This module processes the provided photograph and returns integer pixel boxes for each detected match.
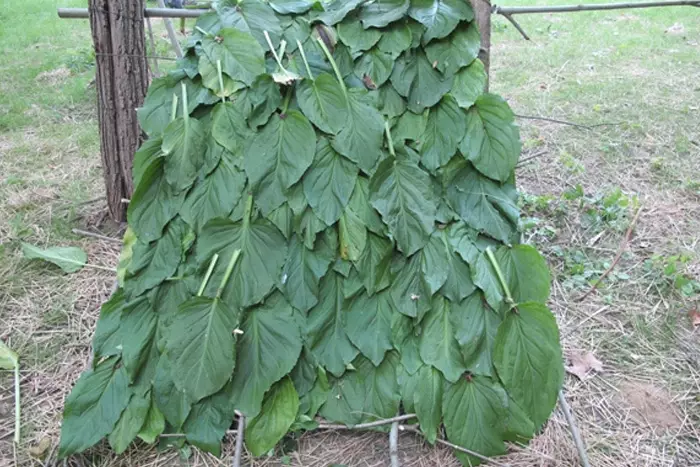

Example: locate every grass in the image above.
[1,0,699,465]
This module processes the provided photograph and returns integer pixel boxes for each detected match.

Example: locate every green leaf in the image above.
[153,356,192,429]
[438,231,477,302]
[346,291,393,365]
[390,50,453,112]
[281,235,334,313]
[337,18,382,55]
[137,398,165,444]
[218,0,282,48]
[199,27,264,93]
[183,381,237,456]
[180,154,246,230]
[377,22,413,58]
[451,58,486,109]
[443,376,508,465]
[419,95,465,171]
[389,254,431,320]
[297,74,348,134]
[303,138,359,225]
[392,109,428,145]
[245,377,300,456]
[108,391,150,454]
[120,297,158,382]
[294,207,329,249]
[461,93,521,183]
[133,138,164,188]
[420,233,449,295]
[339,205,368,262]
[331,88,385,174]
[391,313,422,375]
[354,233,393,295]
[230,293,303,417]
[306,273,359,377]
[348,176,387,235]
[0,340,18,370]
[354,48,394,88]
[291,349,318,398]
[446,163,519,244]
[21,243,87,274]
[493,302,564,428]
[369,157,437,255]
[270,0,318,14]
[414,365,443,444]
[473,245,551,309]
[359,0,410,28]
[165,296,239,402]
[320,352,400,426]
[162,115,207,192]
[248,75,284,128]
[128,158,186,242]
[244,111,316,214]
[92,291,126,360]
[451,293,501,376]
[198,217,287,308]
[424,21,480,76]
[299,365,330,417]
[211,101,253,156]
[419,297,466,382]
[377,84,407,118]
[316,0,365,26]
[408,0,474,44]
[59,358,131,458]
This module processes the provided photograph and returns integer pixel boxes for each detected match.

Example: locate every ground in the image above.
[1,0,699,466]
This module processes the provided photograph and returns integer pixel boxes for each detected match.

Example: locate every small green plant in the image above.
[644,253,700,298]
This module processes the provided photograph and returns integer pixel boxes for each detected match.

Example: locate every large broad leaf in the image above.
[297,74,348,135]
[494,302,564,428]
[165,296,239,402]
[230,293,303,417]
[354,47,395,89]
[452,58,487,109]
[439,232,478,302]
[180,154,247,230]
[132,138,164,189]
[424,21,480,76]
[419,95,465,171]
[199,27,265,92]
[217,0,282,48]
[182,381,237,456]
[369,157,437,255]
[320,352,400,426]
[461,94,521,183]
[303,138,358,225]
[377,22,413,58]
[108,391,150,454]
[337,19,382,55]
[390,50,453,113]
[346,291,393,365]
[390,254,432,320]
[392,109,428,145]
[137,398,165,444]
[377,84,407,118]
[197,217,287,308]
[211,101,252,157]
[331,88,385,174]
[414,365,443,444]
[420,233,449,295]
[451,293,501,376]
[153,357,192,429]
[359,0,410,28]
[21,243,87,274]
[162,114,207,192]
[391,313,423,375]
[316,0,365,26]
[244,111,316,214]
[443,376,508,465]
[419,298,466,383]
[245,377,300,456]
[269,0,318,14]
[119,297,158,382]
[473,245,551,310]
[354,233,393,295]
[408,0,474,44]
[281,235,334,313]
[446,163,519,244]
[59,358,131,458]
[92,291,126,361]
[306,273,359,377]
[347,176,387,235]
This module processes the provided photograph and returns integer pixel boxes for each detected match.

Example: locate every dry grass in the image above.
[2,0,700,466]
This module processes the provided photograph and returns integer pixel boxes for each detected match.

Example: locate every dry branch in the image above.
[233,415,246,467]
[156,0,183,58]
[317,414,417,430]
[558,390,591,467]
[494,0,700,15]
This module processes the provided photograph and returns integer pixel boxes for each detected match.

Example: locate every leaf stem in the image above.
[485,247,515,306]
[316,37,347,98]
[243,194,254,228]
[384,121,397,158]
[216,59,226,102]
[170,94,179,122]
[195,26,212,37]
[216,250,241,300]
[264,31,286,71]
[13,363,20,444]
[180,82,189,125]
[281,86,293,113]
[197,253,219,296]
[296,40,314,80]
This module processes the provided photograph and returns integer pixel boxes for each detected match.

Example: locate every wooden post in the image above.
[470,0,492,90]
[88,0,148,222]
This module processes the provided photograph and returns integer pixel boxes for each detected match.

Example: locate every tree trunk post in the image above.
[470,0,492,90]
[88,0,148,222]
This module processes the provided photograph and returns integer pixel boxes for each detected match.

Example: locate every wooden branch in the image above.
[494,0,700,15]
[156,0,184,59]
[502,13,531,40]
[515,114,623,130]
[317,414,417,430]
[400,426,512,466]
[558,390,591,467]
[145,17,160,77]
[390,421,400,467]
[233,415,246,467]
[577,207,643,302]
[58,7,210,19]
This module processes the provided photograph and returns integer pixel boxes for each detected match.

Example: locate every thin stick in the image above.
[390,421,400,467]
[197,254,219,296]
[317,414,417,430]
[494,0,700,15]
[515,114,623,130]
[13,364,20,444]
[516,150,548,167]
[485,248,515,306]
[145,17,160,76]
[502,14,531,40]
[558,390,591,467]
[233,415,246,467]
[577,207,643,302]
[401,427,511,467]
[72,229,121,244]
[156,0,184,58]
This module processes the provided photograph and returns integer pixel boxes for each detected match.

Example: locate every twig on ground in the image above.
[502,13,531,40]
[156,0,184,58]
[577,207,643,302]
[558,390,591,467]
[72,229,121,244]
[317,414,417,430]
[401,426,511,466]
[233,415,246,467]
[517,150,548,167]
[390,421,400,467]
[515,114,623,130]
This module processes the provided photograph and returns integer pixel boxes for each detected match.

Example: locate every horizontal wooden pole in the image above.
[57,7,210,19]
[494,0,700,15]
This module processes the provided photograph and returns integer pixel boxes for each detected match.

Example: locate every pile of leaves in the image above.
[59,0,564,464]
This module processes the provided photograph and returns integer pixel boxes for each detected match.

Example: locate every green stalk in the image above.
[216,250,241,299]
[170,94,179,122]
[216,59,226,102]
[197,253,220,297]
[14,363,19,444]
[243,194,254,228]
[264,31,286,71]
[384,121,397,158]
[485,247,515,306]
[195,26,212,37]
[316,37,348,98]
[281,86,293,113]
[296,40,314,80]
[181,82,189,125]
